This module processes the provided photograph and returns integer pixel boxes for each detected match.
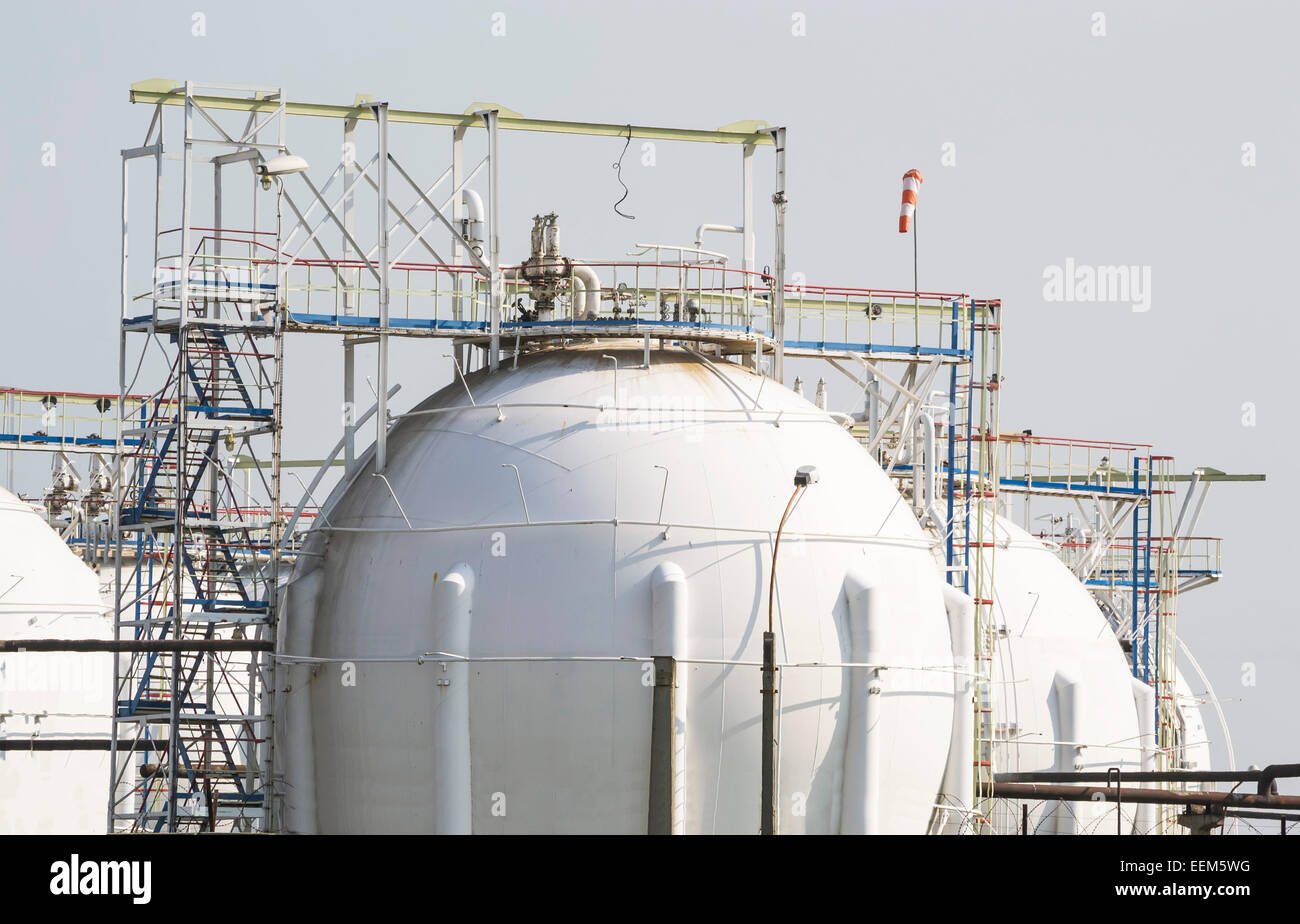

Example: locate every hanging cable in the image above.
[611,124,635,220]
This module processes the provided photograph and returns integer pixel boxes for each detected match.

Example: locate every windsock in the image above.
[898,169,923,233]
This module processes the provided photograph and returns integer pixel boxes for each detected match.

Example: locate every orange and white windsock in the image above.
[898,169,924,233]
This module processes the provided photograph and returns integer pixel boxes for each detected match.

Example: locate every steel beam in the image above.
[130,81,774,146]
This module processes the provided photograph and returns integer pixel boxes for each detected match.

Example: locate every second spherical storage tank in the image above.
[955,513,1213,835]
[278,344,958,833]
[0,487,112,834]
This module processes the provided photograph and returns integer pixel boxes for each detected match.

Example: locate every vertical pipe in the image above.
[1131,677,1156,835]
[1131,458,1140,677]
[109,151,129,833]
[432,564,474,834]
[451,126,466,321]
[841,573,881,834]
[209,165,222,516]
[342,116,357,474]
[648,656,676,835]
[946,300,958,583]
[742,143,755,324]
[483,110,501,372]
[650,563,688,834]
[760,631,777,835]
[770,127,787,383]
[5,391,11,491]
[940,584,975,829]
[1053,670,1082,835]
[373,103,390,474]
[168,83,196,832]
[962,301,974,596]
[1143,459,1152,683]
[265,273,285,832]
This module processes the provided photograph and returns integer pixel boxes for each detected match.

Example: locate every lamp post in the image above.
[762,464,819,835]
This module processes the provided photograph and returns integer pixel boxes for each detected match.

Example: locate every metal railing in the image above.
[1050,537,1222,584]
[998,433,1152,495]
[137,235,981,359]
[0,387,150,450]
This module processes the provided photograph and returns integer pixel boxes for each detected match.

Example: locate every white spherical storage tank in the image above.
[967,513,1214,835]
[0,486,111,834]
[278,344,957,834]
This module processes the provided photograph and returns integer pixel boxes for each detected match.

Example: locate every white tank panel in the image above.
[283,345,957,834]
[0,487,111,834]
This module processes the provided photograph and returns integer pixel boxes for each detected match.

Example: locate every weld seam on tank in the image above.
[394,403,846,421]
[276,652,970,674]
[314,518,939,550]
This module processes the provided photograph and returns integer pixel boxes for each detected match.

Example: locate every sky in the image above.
[1,0,1296,794]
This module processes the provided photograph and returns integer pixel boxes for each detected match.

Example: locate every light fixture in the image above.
[257,154,310,190]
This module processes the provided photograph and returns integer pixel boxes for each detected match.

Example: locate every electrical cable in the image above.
[611,124,635,220]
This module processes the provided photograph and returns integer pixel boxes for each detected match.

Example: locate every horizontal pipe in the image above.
[0,639,274,653]
[995,763,1300,795]
[0,738,170,752]
[993,782,1300,810]
[1224,809,1300,821]
[139,763,245,776]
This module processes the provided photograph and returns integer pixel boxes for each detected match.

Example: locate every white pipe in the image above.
[651,562,689,834]
[432,563,475,834]
[841,572,882,834]
[939,583,975,832]
[694,222,743,250]
[1130,677,1156,834]
[914,410,948,530]
[461,189,485,247]
[1053,669,1083,835]
[570,262,602,319]
[281,567,323,834]
[568,272,586,321]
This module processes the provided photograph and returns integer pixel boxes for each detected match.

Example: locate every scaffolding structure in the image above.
[105,78,1014,833]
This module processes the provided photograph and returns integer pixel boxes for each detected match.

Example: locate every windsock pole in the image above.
[899,168,923,294]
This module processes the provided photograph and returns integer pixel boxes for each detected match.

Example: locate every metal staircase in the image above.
[112,265,282,831]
